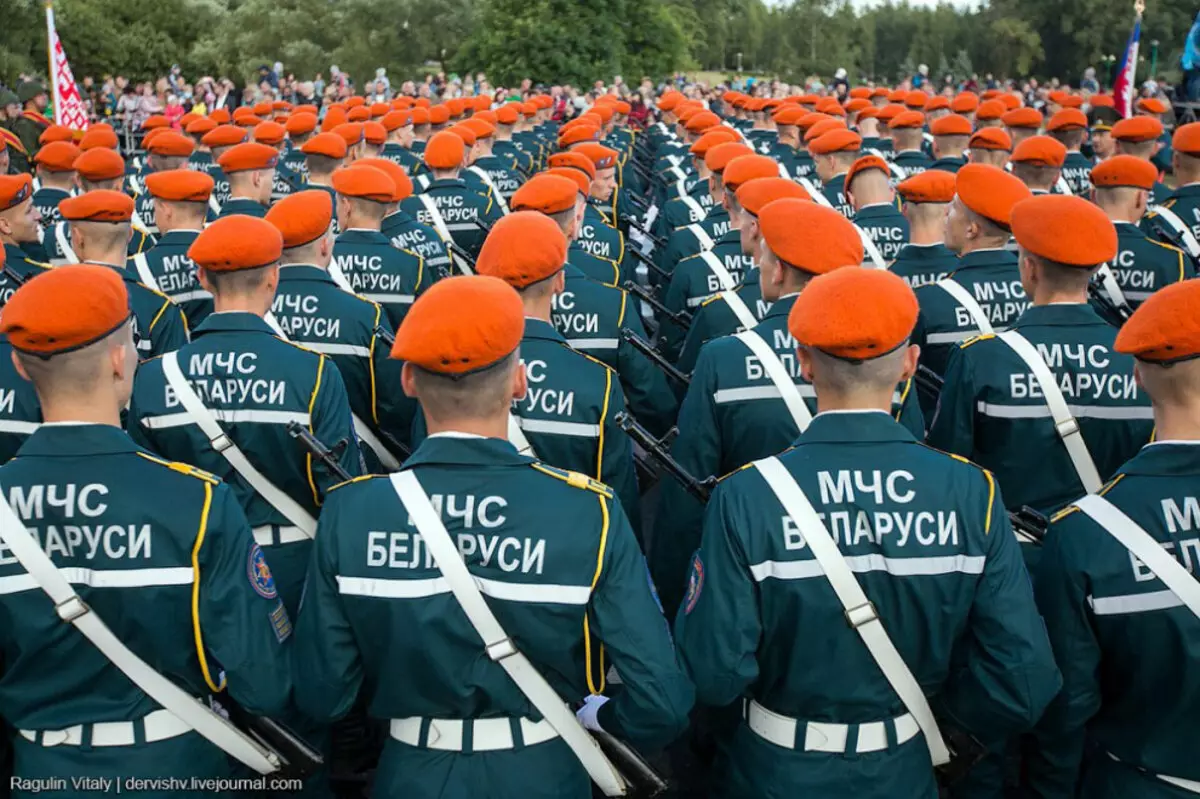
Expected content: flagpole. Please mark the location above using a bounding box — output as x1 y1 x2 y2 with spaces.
45 0 61 125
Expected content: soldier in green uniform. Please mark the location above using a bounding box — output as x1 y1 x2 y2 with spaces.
129 170 215 329
809 129 861 218
652 199 923 617
888 110 934 180
30 142 78 231
1143 123 1200 263
11 82 50 162
366 157 452 282
252 121 300 203
0 265 292 796
0 89 31 175
266 189 412 468
890 169 959 289
569 143 640 288
463 118 524 206
1025 280 1200 798
967 128 1012 169
929 113 972 173
511 173 678 437
0 175 49 305
653 133 742 237
0 248 39 461
928 195 1154 522
198 125 249 212
290 274 693 799
57 191 188 360
545 154 628 287
675 266 1060 799
399 131 500 259
131 132 195 237
847 155 910 263
378 110 418 173
1090 155 1192 323
214 142 277 219
43 149 153 267
282 112 318 180
1112 117 1173 204
1046 109 1093 195
299 132 346 234
492 104 534 176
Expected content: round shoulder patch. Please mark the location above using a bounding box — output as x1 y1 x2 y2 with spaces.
247 544 278 599
684 553 705 615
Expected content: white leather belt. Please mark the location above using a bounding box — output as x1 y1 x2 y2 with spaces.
1107 751 1200 794
390 716 559 753
20 709 192 747
745 699 919 754
252 524 310 546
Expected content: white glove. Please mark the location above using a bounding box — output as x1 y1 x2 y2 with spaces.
575 694 610 733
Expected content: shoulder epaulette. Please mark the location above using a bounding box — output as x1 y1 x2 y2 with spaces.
139 282 171 301
529 462 613 498
1049 473 1128 524
574 348 618 374
699 293 722 308
1145 237 1185 256
718 460 758 484
959 332 996 349
328 473 379 493
135 451 220 484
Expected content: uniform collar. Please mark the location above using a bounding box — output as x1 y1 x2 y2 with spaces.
17 423 140 459
1114 220 1143 235
157 229 200 245
796 409 915 446
762 292 798 320
524 317 567 343
1012 303 1107 329
336 228 389 244
955 247 1017 270
403 433 532 470
716 226 741 244
192 310 278 338
381 208 416 228
563 262 587 280
279 264 337 284
855 202 898 217
1120 441 1200 477
428 177 467 190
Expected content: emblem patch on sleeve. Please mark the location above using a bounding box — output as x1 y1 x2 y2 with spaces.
247 544 278 599
270 600 292 643
684 554 705 615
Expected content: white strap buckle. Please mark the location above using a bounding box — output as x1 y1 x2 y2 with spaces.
486 637 518 662
1055 418 1080 438
844 601 878 629
55 595 91 623
210 433 234 453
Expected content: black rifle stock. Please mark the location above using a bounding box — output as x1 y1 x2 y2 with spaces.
615 412 715 502
621 281 690 327
621 329 691 387
288 422 354 483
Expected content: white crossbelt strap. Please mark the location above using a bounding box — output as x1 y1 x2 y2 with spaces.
327 262 356 294
679 190 705 223
131 208 156 237
417 195 471 275
0 493 280 774
1094 263 1129 310
698 251 737 291
131 253 160 292
936 279 994 335
54 222 78 264
643 202 659 230
207 195 221 217
798 177 833 209
687 224 715 251
751 456 951 766
1148 204 1200 258
721 290 759 330
1054 175 1074 196
468 166 510 215
1075 494 1200 620
263 311 287 338
778 162 790 179
160 351 318 536
734 330 813 432
389 471 627 796
507 415 538 458
857 226 887 269
996 330 1103 493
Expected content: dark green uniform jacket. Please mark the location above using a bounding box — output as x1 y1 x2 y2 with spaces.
126 311 363 618
930 155 968 173
41 221 153 266
0 425 291 793
472 154 524 202
677 269 772 376
574 203 635 287
657 208 735 278
657 185 717 234
889 242 958 289
1061 151 1093 196
820 174 854 218
187 152 231 209
675 411 1061 799
380 208 452 279
1092 221 1192 320
89 262 189 361
660 228 754 363
854 203 911 262
331 228 432 330
928 304 1154 515
214 197 269 219
30 186 69 230
0 243 49 308
399 177 500 258
291 435 694 799
128 229 212 329
1144 183 1200 246
0 335 39 462
892 149 934 180
1027 442 1200 798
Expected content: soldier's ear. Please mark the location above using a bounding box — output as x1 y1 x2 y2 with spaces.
512 359 528 402
796 346 815 384
11 350 29 383
900 344 920 382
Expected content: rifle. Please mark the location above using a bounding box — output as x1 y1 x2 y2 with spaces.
1147 216 1200 274
1087 282 1133 326
622 281 691 328
627 248 671 282
621 329 691 387
592 729 669 798
621 215 667 249
1010 505 1048 545
615 412 716 502
288 422 354 483
914 365 944 403
447 241 478 276
216 698 326 782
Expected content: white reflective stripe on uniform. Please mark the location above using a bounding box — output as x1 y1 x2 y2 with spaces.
1106 751 1200 795
1094 263 1129 309
508 414 537 457
327 262 356 294
304 342 372 358
733 330 813 432
745 699 920 753
688 224 715 251
667 165 687 183
418 194 471 274
388 471 628 796
1075 494 1200 620
679 190 705 222
516 418 600 438
131 253 160 291
140 409 311 429
0 420 39 435
995 330 1103 494
748 553 987 582
468 166 510 215
54 222 78 264
857 226 887 269
721 290 759 330
336 574 592 605
1055 175 1074 196
0 566 194 595
20 709 193 747
936 278 994 335
361 292 414 305
698 251 737 291
926 331 983 345
715 386 904 405
1148 204 1200 258
566 338 619 351
389 716 558 752
643 202 659 230
975 402 1153 421
160 351 318 536
751 456 951 767
798 177 833 209
250 525 309 546
351 414 402 471
0 495 281 773
416 174 432 190
1090 589 1188 615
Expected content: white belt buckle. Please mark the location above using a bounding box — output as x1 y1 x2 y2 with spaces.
485 637 518 662
54 595 90 623
210 432 234 453
844 601 878 629
1055 418 1080 438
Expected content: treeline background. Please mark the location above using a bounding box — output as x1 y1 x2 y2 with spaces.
0 0 1195 89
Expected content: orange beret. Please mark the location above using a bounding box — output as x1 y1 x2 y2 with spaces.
1112 116 1164 142
658 93 682 111
690 128 740 155
897 169 956 204
347 107 370 123
73 148 125 182
475 110 498 126
547 152 596 180
1060 95 1084 109
476 211 567 288
424 131 465 169
34 141 81 172
1136 97 1168 115
805 118 849 143
234 115 265 129
217 141 278 173
144 170 215 203
975 100 1005 121
186 117 217 137
146 132 194 157
391 275 523 374
0 265 131 357
38 125 74 146
284 112 318 136
495 105 520 125
1173 122 1200 156
591 105 614 124
201 125 248 149
301 132 348 160
876 104 906 123
520 102 537 117
797 112 827 130
381 110 411 131
206 108 230 124
89 122 114 135
414 97 432 109
321 107 349 132
955 163 1031 228
1046 109 1088 132
888 110 926 130
969 127 1013 151
723 154 779 191
887 90 907 103
189 215 283 272
449 124 477 148
930 114 972 137
445 99 466 119
904 91 929 109
426 105 450 127
1011 135 1067 167
760 199 863 273
352 158 413 202
924 96 951 112
510 174 578 215
345 97 366 109
857 107 880 121
685 111 722 133
59 189 133 223
141 128 170 150
1001 107 1043 129
809 129 863 155
409 107 431 126
1115 280 1200 363
983 89 1004 101
1001 94 1022 111
331 165 394 203
142 115 169 131
573 143 619 170
951 93 980 113
849 87 871 100
364 122 387 146
79 128 119 151
790 267 918 361
817 101 846 117
545 167 590 196
734 177 808 217
251 102 272 118
705 142 754 173
265 190 333 249
1011 194 1117 267
1091 154 1157 190
333 122 365 146
558 125 599 147
0 174 33 212
1090 95 1116 109
845 98 871 114
369 102 390 119
870 88 890 99
846 154 890 188
252 121 287 146
389 98 412 111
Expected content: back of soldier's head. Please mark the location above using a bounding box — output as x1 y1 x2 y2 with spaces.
189 215 283 305
1115 280 1200 410
1115 139 1155 159
1010 161 1059 191
60 190 134 261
